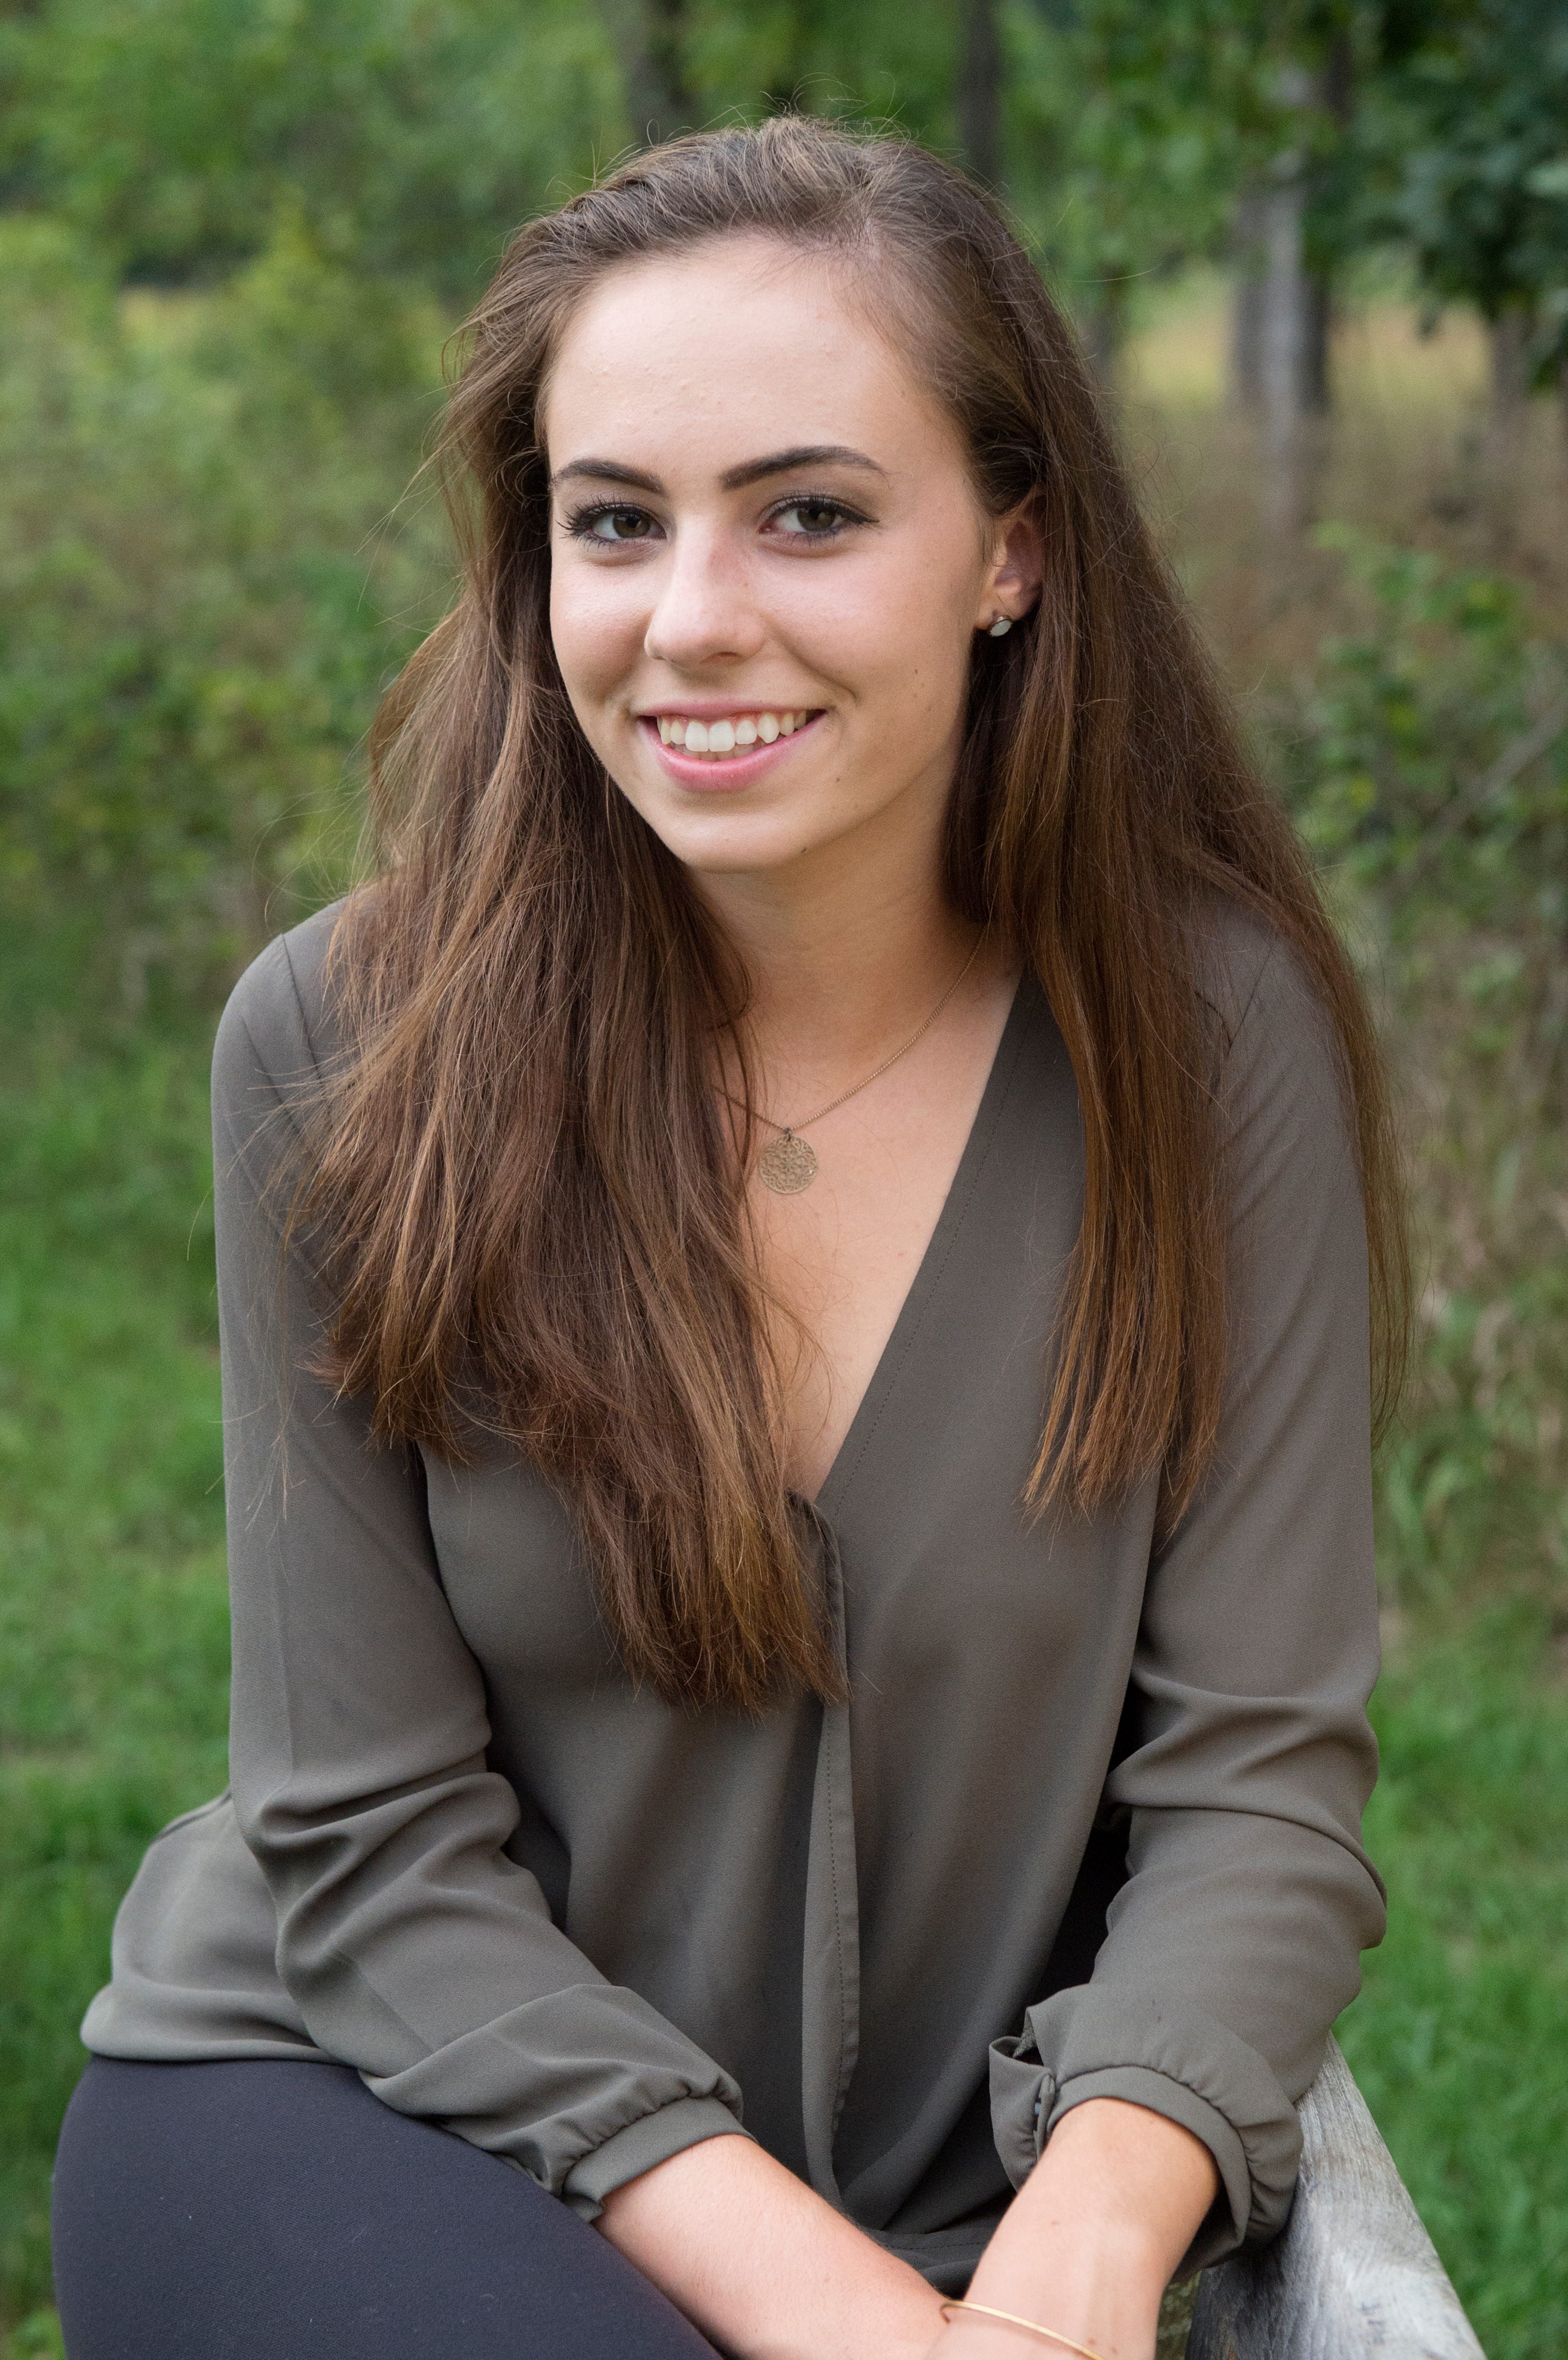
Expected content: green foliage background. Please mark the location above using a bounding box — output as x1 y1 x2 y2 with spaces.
2 4 1567 2354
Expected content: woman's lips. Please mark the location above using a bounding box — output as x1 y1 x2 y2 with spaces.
640 711 823 790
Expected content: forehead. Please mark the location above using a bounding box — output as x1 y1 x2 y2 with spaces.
542 236 962 479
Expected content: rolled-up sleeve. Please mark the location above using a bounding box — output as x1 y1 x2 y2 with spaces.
989 932 1387 2269
216 923 748 2215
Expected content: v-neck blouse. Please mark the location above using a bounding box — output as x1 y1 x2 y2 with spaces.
83 898 1385 2285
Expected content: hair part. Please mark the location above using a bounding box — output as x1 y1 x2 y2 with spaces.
300 117 1408 1712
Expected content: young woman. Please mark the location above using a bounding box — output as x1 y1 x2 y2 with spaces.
54 119 1401 2360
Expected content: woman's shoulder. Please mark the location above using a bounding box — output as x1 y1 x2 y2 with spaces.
1189 892 1330 1071
213 898 348 1103
1189 894 1282 1046
1186 893 1359 1210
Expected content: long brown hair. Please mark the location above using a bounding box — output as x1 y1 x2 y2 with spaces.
304 117 1406 1711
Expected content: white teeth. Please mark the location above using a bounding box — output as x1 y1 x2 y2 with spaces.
656 709 812 756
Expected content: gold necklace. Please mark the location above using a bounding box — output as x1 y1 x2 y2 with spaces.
748 937 985 1195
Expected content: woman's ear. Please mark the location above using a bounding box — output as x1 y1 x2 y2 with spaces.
976 500 1045 631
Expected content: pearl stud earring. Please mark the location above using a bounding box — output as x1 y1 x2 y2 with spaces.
987 614 1013 637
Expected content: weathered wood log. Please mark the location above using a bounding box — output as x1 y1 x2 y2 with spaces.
1185 2038 1485 2360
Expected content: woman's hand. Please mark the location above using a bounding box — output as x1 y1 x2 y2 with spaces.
595 2131 946 2360
936 2096 1220 2360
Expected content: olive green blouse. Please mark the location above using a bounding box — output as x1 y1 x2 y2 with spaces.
82 898 1385 2290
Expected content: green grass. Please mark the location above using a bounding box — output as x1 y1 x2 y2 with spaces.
0 1009 230 2345
1342 1614 1568 2356
2 1006 1565 2355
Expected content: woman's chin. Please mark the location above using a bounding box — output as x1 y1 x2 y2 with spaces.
637 797 848 882
677 823 832 881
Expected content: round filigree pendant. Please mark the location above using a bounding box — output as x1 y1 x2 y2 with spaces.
757 1133 819 1194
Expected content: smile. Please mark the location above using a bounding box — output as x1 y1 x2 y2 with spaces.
651 710 816 761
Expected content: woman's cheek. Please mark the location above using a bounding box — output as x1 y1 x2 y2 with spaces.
549 621 620 765
801 548 969 708
551 584 631 714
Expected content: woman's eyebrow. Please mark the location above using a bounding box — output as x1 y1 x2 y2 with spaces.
719 445 888 490
549 446 887 496
550 458 663 493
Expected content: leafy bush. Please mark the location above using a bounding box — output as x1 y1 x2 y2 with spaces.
1273 532 1568 1606
0 216 446 1018
0 0 621 296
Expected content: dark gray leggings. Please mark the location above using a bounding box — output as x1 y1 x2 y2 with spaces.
52 2058 722 2358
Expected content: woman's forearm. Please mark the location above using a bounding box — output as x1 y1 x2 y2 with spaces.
942 2097 1220 2360
598 2097 1218 2360
595 2131 947 2360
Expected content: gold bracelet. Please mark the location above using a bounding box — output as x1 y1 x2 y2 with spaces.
938 2299 1111 2360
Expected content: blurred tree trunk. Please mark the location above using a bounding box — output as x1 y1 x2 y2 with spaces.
1229 38 1349 541
957 0 1003 186
1229 187 1267 412
1256 166 1317 538
1301 275 1332 413
1481 306 1533 545
1302 26 1353 418
1486 308 1531 464
1232 166 1321 512
603 0 692 146
1082 281 1128 396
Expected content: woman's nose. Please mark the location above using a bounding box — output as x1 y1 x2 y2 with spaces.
643 530 765 671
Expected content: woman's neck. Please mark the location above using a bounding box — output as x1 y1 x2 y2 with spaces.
694 805 980 1085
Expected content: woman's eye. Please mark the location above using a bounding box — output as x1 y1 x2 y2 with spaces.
771 499 855 538
572 506 658 543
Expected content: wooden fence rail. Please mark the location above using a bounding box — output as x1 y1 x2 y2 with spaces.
1183 2037 1486 2360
